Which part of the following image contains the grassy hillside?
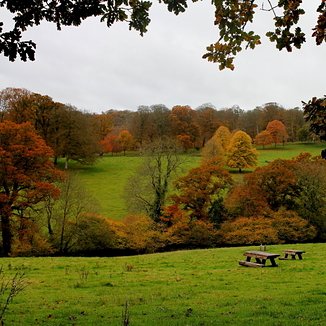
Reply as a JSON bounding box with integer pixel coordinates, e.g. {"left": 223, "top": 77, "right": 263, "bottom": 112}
{"left": 3, "top": 243, "right": 326, "bottom": 325}
{"left": 67, "top": 142, "right": 325, "bottom": 220}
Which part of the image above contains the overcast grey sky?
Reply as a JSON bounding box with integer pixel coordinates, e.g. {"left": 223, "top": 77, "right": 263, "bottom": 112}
{"left": 0, "top": 1, "right": 325, "bottom": 114}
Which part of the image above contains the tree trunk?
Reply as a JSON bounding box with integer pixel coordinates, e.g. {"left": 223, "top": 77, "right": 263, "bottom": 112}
{"left": 65, "top": 155, "right": 69, "bottom": 170}
{"left": 1, "top": 207, "right": 12, "bottom": 257}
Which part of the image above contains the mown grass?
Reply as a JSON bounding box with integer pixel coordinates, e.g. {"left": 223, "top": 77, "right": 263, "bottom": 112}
{"left": 3, "top": 242, "right": 326, "bottom": 325}
{"left": 68, "top": 142, "right": 325, "bottom": 219}
{"left": 65, "top": 152, "right": 201, "bottom": 220}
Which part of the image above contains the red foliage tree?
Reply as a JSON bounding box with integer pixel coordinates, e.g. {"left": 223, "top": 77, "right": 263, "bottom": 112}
{"left": 0, "top": 121, "right": 65, "bottom": 256}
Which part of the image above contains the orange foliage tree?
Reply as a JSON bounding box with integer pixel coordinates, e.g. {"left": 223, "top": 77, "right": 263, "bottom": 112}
{"left": 169, "top": 157, "right": 233, "bottom": 220}
{"left": 169, "top": 106, "right": 201, "bottom": 148}
{"left": 254, "top": 130, "right": 273, "bottom": 149}
{"left": 117, "top": 129, "right": 134, "bottom": 155}
{"left": 0, "top": 121, "right": 65, "bottom": 256}
{"left": 218, "top": 210, "right": 316, "bottom": 246}
{"left": 101, "top": 134, "right": 122, "bottom": 155}
{"left": 116, "top": 214, "right": 166, "bottom": 253}
{"left": 161, "top": 206, "right": 218, "bottom": 249}
{"left": 266, "top": 120, "right": 288, "bottom": 147}
{"left": 225, "top": 159, "right": 300, "bottom": 215}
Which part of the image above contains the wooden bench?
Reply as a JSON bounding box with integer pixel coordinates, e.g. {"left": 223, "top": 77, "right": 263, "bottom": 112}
{"left": 279, "top": 250, "right": 305, "bottom": 260}
{"left": 239, "top": 251, "right": 280, "bottom": 267}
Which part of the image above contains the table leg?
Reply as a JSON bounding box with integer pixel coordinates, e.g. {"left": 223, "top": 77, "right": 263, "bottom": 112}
{"left": 297, "top": 253, "right": 303, "bottom": 260}
{"left": 270, "top": 258, "right": 278, "bottom": 267}
{"left": 246, "top": 256, "right": 251, "bottom": 262}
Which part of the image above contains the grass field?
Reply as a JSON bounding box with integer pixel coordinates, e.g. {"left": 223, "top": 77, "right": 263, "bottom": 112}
{"left": 67, "top": 142, "right": 325, "bottom": 220}
{"left": 3, "top": 242, "right": 326, "bottom": 325}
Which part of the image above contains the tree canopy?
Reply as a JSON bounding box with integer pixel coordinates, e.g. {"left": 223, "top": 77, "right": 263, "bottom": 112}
{"left": 1, "top": 0, "right": 325, "bottom": 69}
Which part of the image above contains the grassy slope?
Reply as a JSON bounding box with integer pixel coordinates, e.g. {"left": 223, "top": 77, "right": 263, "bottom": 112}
{"left": 73, "top": 153, "right": 201, "bottom": 220}
{"left": 72, "top": 143, "right": 325, "bottom": 220}
{"left": 4, "top": 243, "right": 326, "bottom": 325}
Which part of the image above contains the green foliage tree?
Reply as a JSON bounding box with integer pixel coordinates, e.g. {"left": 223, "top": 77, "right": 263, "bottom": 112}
{"left": 226, "top": 130, "right": 258, "bottom": 172}
{"left": 58, "top": 106, "right": 103, "bottom": 169}
{"left": 124, "top": 138, "right": 185, "bottom": 222}
{"left": 303, "top": 95, "right": 326, "bottom": 140}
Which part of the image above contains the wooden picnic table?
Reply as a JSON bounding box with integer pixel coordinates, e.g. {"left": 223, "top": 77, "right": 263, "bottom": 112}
{"left": 279, "top": 249, "right": 305, "bottom": 260}
{"left": 239, "top": 251, "right": 280, "bottom": 267}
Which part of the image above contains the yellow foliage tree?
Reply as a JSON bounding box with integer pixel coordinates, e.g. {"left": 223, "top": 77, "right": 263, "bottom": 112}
{"left": 226, "top": 130, "right": 258, "bottom": 172}
{"left": 213, "top": 126, "right": 231, "bottom": 150}
{"left": 117, "top": 214, "right": 166, "bottom": 253}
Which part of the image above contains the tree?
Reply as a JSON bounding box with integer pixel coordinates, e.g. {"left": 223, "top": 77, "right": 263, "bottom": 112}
{"left": 196, "top": 104, "right": 222, "bottom": 147}
{"left": 303, "top": 96, "right": 326, "bottom": 140}
{"left": 254, "top": 130, "right": 273, "bottom": 149}
{"left": 226, "top": 130, "right": 258, "bottom": 172}
{"left": 118, "top": 129, "right": 134, "bottom": 155}
{"left": 0, "top": 121, "right": 65, "bottom": 256}
{"left": 213, "top": 126, "right": 231, "bottom": 150}
{"left": 169, "top": 157, "right": 233, "bottom": 220}
{"left": 44, "top": 172, "right": 100, "bottom": 254}
{"left": 266, "top": 120, "right": 288, "bottom": 147}
{"left": 169, "top": 106, "right": 201, "bottom": 147}
{"left": 101, "top": 134, "right": 122, "bottom": 155}
{"left": 116, "top": 214, "right": 166, "bottom": 253}
{"left": 124, "top": 138, "right": 185, "bottom": 222}
{"left": 2, "top": 1, "right": 325, "bottom": 74}
{"left": 58, "top": 106, "right": 103, "bottom": 169}
{"left": 201, "top": 136, "right": 224, "bottom": 162}
{"left": 297, "top": 127, "right": 310, "bottom": 142}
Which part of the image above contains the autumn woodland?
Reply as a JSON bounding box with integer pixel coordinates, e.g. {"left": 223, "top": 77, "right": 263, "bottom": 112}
{"left": 0, "top": 87, "right": 324, "bottom": 258}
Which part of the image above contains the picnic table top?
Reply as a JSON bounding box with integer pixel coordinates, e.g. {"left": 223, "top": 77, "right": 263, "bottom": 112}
{"left": 283, "top": 249, "right": 305, "bottom": 254}
{"left": 244, "top": 251, "right": 280, "bottom": 258}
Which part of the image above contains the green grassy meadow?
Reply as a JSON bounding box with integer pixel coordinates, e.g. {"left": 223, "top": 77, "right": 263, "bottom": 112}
{"left": 70, "top": 142, "right": 325, "bottom": 220}
{"left": 3, "top": 242, "right": 326, "bottom": 325}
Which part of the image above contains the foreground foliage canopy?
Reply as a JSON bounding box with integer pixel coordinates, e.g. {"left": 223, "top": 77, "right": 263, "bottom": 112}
{"left": 1, "top": 0, "right": 325, "bottom": 69}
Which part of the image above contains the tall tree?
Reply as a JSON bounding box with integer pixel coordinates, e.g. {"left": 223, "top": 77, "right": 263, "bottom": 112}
{"left": 196, "top": 104, "right": 222, "bottom": 147}
{"left": 169, "top": 106, "right": 201, "bottom": 148}
{"left": 213, "top": 125, "right": 231, "bottom": 150}
{"left": 266, "top": 120, "right": 288, "bottom": 147}
{"left": 58, "top": 106, "right": 103, "bottom": 169}
{"left": 118, "top": 129, "right": 134, "bottom": 155}
{"left": 226, "top": 130, "right": 258, "bottom": 172}
{"left": 201, "top": 135, "right": 224, "bottom": 162}
{"left": 124, "top": 138, "right": 185, "bottom": 222}
{"left": 0, "top": 121, "right": 64, "bottom": 256}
